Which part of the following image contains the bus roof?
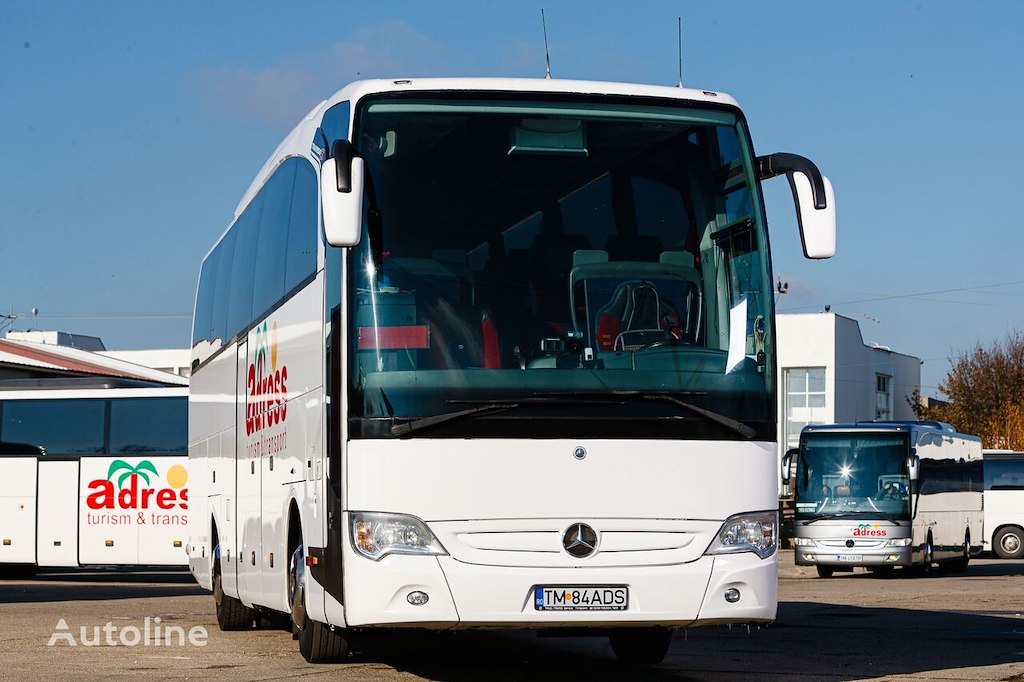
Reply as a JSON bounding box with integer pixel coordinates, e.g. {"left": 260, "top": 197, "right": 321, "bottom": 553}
{"left": 802, "top": 421, "right": 981, "bottom": 442}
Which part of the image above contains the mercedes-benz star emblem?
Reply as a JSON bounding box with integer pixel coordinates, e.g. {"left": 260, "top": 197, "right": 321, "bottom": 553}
{"left": 563, "top": 523, "right": 598, "bottom": 558}
{"left": 573, "top": 446, "right": 587, "bottom": 460}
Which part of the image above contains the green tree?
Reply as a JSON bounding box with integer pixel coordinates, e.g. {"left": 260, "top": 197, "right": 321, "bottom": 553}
{"left": 913, "top": 331, "right": 1024, "bottom": 449}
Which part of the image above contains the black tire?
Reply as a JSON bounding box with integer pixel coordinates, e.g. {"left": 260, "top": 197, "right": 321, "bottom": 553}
{"left": 816, "top": 565, "right": 834, "bottom": 578}
{"left": 993, "top": 526, "right": 1024, "bottom": 560}
{"left": 213, "top": 545, "right": 254, "bottom": 631}
{"left": 913, "top": 536, "right": 935, "bottom": 577}
{"left": 609, "top": 628, "right": 672, "bottom": 665}
{"left": 290, "top": 538, "right": 351, "bottom": 663}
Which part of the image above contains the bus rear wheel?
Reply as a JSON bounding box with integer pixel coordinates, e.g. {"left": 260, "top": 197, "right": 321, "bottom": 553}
{"left": 289, "top": 542, "right": 351, "bottom": 663}
{"left": 213, "top": 545, "right": 254, "bottom": 631}
{"left": 608, "top": 627, "right": 672, "bottom": 665}
{"left": 994, "top": 526, "right": 1024, "bottom": 560}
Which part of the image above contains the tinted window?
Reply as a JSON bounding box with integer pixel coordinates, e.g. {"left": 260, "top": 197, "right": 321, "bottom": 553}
{"left": 192, "top": 248, "right": 219, "bottom": 346}
{"left": 985, "top": 457, "right": 1024, "bottom": 490}
{"left": 227, "top": 195, "right": 262, "bottom": 338}
{"left": 920, "top": 458, "right": 983, "bottom": 494}
{"left": 253, "top": 162, "right": 296, "bottom": 318}
{"left": 1, "top": 399, "right": 106, "bottom": 455}
{"left": 109, "top": 398, "right": 187, "bottom": 454}
{"left": 286, "top": 160, "right": 318, "bottom": 291}
{"left": 320, "top": 101, "right": 351, "bottom": 152}
{"left": 210, "top": 227, "right": 236, "bottom": 344}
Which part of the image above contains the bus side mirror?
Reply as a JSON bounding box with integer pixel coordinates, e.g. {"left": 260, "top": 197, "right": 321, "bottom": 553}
{"left": 321, "top": 140, "right": 364, "bottom": 247}
{"left": 757, "top": 153, "right": 836, "bottom": 259}
{"left": 781, "top": 448, "right": 797, "bottom": 485}
{"left": 908, "top": 454, "right": 920, "bottom": 481}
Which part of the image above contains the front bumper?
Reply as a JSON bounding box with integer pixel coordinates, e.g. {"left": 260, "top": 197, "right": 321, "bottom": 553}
{"left": 340, "top": 548, "right": 777, "bottom": 629}
{"left": 795, "top": 545, "right": 912, "bottom": 567}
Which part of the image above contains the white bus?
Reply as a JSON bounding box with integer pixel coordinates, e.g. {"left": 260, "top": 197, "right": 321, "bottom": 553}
{"left": 0, "top": 379, "right": 189, "bottom": 574}
{"left": 982, "top": 450, "right": 1024, "bottom": 559}
{"left": 784, "top": 421, "right": 983, "bottom": 577}
{"left": 187, "top": 77, "right": 836, "bottom": 664}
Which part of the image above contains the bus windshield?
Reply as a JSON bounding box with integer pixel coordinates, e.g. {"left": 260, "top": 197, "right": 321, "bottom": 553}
{"left": 346, "top": 94, "right": 774, "bottom": 440}
{"left": 795, "top": 432, "right": 911, "bottom": 519}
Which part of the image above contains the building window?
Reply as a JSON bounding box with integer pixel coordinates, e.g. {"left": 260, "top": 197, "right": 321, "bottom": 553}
{"left": 784, "top": 367, "right": 827, "bottom": 449}
{"left": 876, "top": 374, "right": 892, "bottom": 420}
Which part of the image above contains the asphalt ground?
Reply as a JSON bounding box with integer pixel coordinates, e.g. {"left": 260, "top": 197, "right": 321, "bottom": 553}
{"left": 0, "top": 551, "right": 1021, "bottom": 681}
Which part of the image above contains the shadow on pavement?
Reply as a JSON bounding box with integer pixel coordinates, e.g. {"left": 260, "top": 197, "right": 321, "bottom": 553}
{"left": 0, "top": 567, "right": 204, "bottom": 603}
{"left": 347, "top": 601, "right": 1024, "bottom": 682}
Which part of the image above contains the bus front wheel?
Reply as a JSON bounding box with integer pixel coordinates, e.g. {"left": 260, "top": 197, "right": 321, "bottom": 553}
{"left": 289, "top": 541, "right": 351, "bottom": 663}
{"left": 608, "top": 627, "right": 672, "bottom": 664}
{"left": 815, "top": 565, "right": 834, "bottom": 578}
{"left": 994, "top": 526, "right": 1024, "bottom": 560}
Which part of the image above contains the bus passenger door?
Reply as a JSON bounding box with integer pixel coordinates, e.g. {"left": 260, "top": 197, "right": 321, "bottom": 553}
{"left": 237, "top": 341, "right": 262, "bottom": 605}
{"left": 37, "top": 459, "right": 78, "bottom": 566}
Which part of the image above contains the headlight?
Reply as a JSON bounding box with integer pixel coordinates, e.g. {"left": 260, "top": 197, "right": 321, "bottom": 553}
{"left": 794, "top": 537, "right": 816, "bottom": 547}
{"left": 705, "top": 511, "right": 778, "bottom": 559}
{"left": 350, "top": 511, "right": 447, "bottom": 561}
{"left": 886, "top": 537, "right": 912, "bottom": 547}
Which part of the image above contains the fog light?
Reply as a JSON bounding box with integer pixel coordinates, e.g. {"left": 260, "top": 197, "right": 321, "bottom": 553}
{"left": 724, "top": 588, "right": 741, "bottom": 603}
{"left": 407, "top": 591, "right": 429, "bottom": 606}
{"left": 886, "top": 554, "right": 899, "bottom": 562}
{"left": 805, "top": 553, "right": 815, "bottom": 561}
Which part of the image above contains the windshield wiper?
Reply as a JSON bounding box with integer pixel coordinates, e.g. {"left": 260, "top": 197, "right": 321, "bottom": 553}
{"left": 640, "top": 393, "right": 756, "bottom": 439}
{"left": 800, "top": 513, "right": 858, "bottom": 525}
{"left": 390, "top": 397, "right": 625, "bottom": 438}
{"left": 801, "top": 512, "right": 905, "bottom": 526}
{"left": 526, "top": 390, "right": 756, "bottom": 440}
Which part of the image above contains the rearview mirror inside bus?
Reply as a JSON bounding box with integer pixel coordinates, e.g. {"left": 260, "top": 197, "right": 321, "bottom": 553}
{"left": 322, "top": 141, "right": 364, "bottom": 247}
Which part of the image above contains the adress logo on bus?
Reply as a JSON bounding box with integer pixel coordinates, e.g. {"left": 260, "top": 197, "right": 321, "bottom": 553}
{"left": 84, "top": 460, "right": 189, "bottom": 526}
{"left": 852, "top": 523, "right": 888, "bottom": 537}
{"left": 247, "top": 321, "right": 287, "bottom": 436}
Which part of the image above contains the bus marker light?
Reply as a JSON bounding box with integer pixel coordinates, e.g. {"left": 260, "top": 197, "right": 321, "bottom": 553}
{"left": 2, "top": 539, "right": 10, "bottom": 546}
{"left": 407, "top": 591, "right": 429, "bottom": 606}
{"left": 724, "top": 588, "right": 741, "bottom": 604}
{"left": 105, "top": 540, "right": 114, "bottom": 547}
{"left": 305, "top": 555, "right": 319, "bottom": 567}
{"left": 173, "top": 540, "right": 183, "bottom": 548}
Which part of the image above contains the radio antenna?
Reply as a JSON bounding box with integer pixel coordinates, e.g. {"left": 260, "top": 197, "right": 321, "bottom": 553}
{"left": 541, "top": 9, "right": 552, "bottom": 79}
{"left": 676, "top": 17, "right": 683, "bottom": 87}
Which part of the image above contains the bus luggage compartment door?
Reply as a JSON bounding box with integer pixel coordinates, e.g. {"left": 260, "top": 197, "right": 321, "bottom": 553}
{"left": 0, "top": 457, "right": 38, "bottom": 565}
{"left": 37, "top": 459, "right": 79, "bottom": 566}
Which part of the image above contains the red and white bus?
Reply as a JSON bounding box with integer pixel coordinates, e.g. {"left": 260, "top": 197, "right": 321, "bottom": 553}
{"left": 0, "top": 379, "right": 188, "bottom": 574}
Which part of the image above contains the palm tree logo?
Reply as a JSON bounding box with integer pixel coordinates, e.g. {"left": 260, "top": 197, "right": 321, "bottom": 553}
{"left": 106, "top": 459, "right": 159, "bottom": 489}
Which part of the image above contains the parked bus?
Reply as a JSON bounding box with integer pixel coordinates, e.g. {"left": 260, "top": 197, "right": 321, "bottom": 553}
{"left": 0, "top": 379, "right": 188, "bottom": 573}
{"left": 982, "top": 450, "right": 1024, "bottom": 559}
{"left": 784, "top": 421, "right": 982, "bottom": 577}
{"left": 187, "top": 77, "right": 837, "bottom": 664}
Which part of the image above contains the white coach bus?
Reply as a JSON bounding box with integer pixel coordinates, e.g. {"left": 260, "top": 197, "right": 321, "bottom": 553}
{"left": 982, "top": 450, "right": 1024, "bottom": 559}
{"left": 784, "top": 421, "right": 983, "bottom": 577}
{"left": 187, "top": 77, "right": 837, "bottom": 664}
{"left": 0, "top": 380, "right": 189, "bottom": 573}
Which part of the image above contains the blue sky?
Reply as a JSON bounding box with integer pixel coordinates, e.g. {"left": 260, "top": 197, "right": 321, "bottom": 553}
{"left": 2, "top": 1, "right": 1022, "bottom": 397}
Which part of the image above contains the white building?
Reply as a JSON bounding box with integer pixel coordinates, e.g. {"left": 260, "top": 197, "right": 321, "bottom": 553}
{"left": 776, "top": 313, "right": 921, "bottom": 455}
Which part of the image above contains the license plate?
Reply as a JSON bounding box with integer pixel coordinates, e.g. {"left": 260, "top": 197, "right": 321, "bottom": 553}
{"left": 837, "top": 554, "right": 863, "bottom": 562}
{"left": 534, "top": 585, "right": 628, "bottom": 611}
